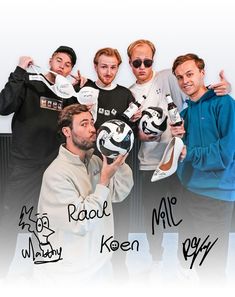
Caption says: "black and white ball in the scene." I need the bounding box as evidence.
[96,119,134,159]
[139,106,168,136]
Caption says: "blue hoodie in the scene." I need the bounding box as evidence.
[178,89,235,201]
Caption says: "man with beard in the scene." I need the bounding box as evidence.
[36,104,133,282]
[75,48,140,280]
[77,47,140,130]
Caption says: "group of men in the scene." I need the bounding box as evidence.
[0,40,234,285]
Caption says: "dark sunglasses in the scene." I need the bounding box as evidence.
[131,59,153,69]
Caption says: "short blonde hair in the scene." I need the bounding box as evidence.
[93,47,122,65]
[127,39,156,59]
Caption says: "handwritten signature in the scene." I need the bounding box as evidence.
[182,235,218,269]
[152,196,182,234]
[19,206,62,264]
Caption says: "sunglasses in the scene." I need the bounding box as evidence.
[131,59,153,69]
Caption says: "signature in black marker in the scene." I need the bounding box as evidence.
[152,196,182,234]
[19,206,62,264]
[182,235,218,269]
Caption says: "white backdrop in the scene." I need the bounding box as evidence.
[1,1,235,294]
[1,0,235,133]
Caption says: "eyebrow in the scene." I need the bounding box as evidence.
[100,63,117,66]
[79,119,94,124]
[177,70,193,76]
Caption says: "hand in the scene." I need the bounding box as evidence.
[170,120,185,138]
[179,145,187,162]
[18,56,34,70]
[130,109,142,122]
[86,103,94,111]
[100,154,128,186]
[138,130,161,142]
[71,70,87,87]
[209,70,231,96]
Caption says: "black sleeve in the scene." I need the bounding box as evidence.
[73,79,94,93]
[0,66,28,115]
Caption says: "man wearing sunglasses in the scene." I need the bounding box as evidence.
[127,39,231,281]
[0,46,81,278]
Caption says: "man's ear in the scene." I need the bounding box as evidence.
[62,127,71,137]
[94,63,98,72]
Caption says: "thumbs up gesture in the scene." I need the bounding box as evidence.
[209,70,231,96]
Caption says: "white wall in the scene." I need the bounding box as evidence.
[1,0,234,132]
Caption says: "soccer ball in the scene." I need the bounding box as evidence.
[96,119,134,159]
[139,106,168,136]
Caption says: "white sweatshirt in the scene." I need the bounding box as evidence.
[130,69,186,170]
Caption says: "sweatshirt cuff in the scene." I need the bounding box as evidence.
[14,66,27,78]
[94,184,110,202]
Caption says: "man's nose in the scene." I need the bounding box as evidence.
[139,61,145,69]
[183,76,189,84]
[90,125,96,133]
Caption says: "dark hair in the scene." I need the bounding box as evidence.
[172,53,205,75]
[127,39,156,59]
[53,45,77,66]
[93,47,122,66]
[58,104,89,134]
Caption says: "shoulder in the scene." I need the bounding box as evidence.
[157,68,172,76]
[213,93,235,110]
[156,68,173,79]
[84,79,96,88]
[111,85,134,101]
[116,84,133,95]
[42,151,80,182]
[43,157,65,179]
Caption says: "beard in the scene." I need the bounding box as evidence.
[71,134,96,151]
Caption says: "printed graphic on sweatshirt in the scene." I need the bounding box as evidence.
[19,206,62,264]
[40,96,63,111]
[98,107,117,116]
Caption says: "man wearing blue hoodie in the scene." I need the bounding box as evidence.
[171,53,235,284]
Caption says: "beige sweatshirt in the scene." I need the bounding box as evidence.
[35,145,133,281]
